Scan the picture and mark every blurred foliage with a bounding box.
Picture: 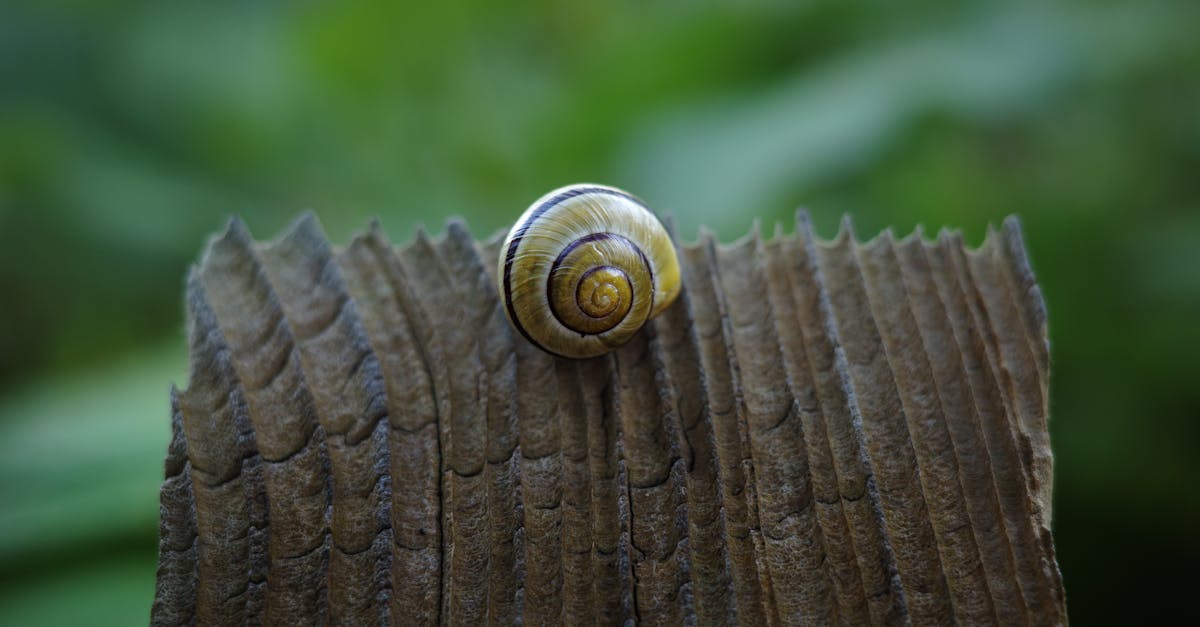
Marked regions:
[1,0,1198,623]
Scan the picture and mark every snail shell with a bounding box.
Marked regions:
[498,184,682,359]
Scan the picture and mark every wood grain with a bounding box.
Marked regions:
[152,213,1066,625]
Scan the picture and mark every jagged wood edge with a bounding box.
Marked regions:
[151,212,1066,626]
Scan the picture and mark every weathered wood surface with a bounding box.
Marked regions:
[152,212,1066,625]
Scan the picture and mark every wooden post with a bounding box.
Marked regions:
[151,212,1066,625]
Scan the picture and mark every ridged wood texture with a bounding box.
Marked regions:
[152,212,1066,626]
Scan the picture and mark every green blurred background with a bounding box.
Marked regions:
[1,0,1197,624]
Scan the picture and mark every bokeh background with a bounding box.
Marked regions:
[2,0,1198,624]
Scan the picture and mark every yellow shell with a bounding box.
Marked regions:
[498,184,682,359]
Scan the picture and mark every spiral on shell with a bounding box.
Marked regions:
[498,184,682,359]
